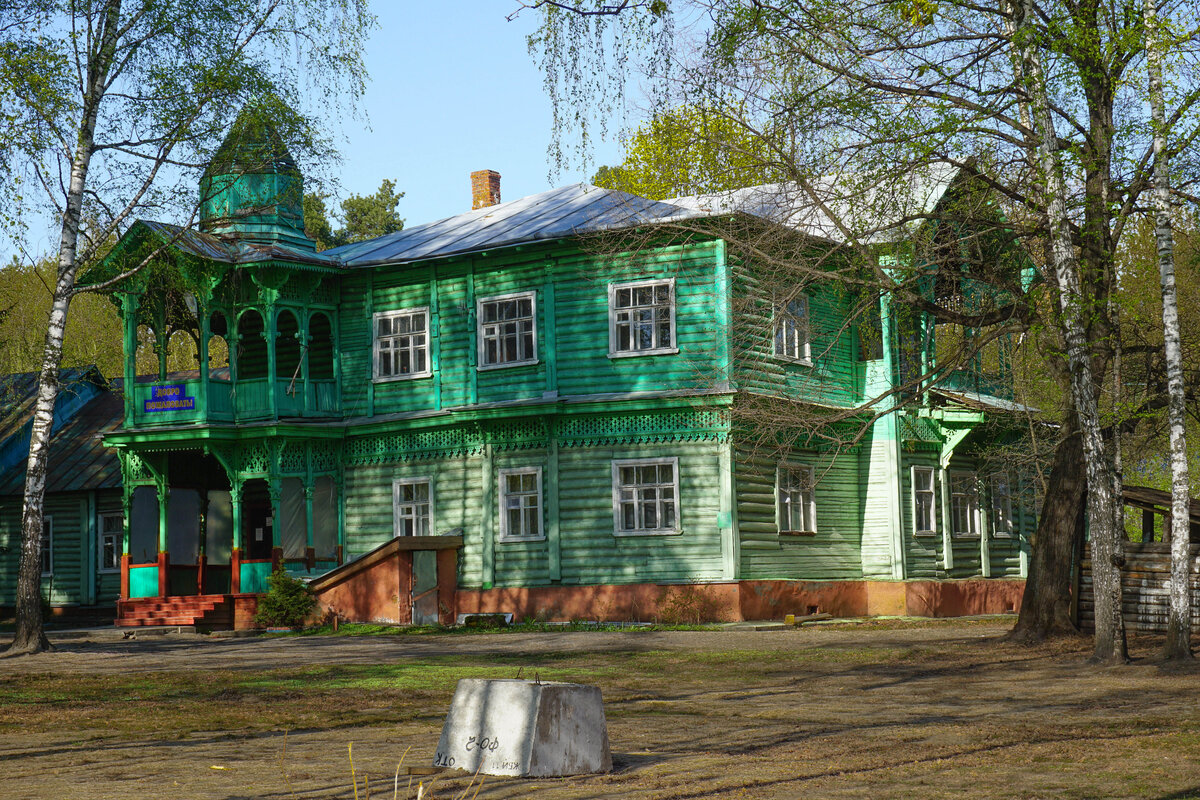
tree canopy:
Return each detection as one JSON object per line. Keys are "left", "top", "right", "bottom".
{"left": 305, "top": 179, "right": 406, "bottom": 251}
{"left": 591, "top": 105, "right": 781, "bottom": 199}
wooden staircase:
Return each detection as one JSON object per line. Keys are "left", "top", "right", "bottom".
{"left": 116, "top": 594, "right": 234, "bottom": 630}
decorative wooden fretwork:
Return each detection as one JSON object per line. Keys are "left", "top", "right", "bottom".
{"left": 558, "top": 410, "right": 729, "bottom": 448}
{"left": 485, "top": 419, "right": 548, "bottom": 451}
{"left": 344, "top": 426, "right": 483, "bottom": 465}
{"left": 240, "top": 442, "right": 271, "bottom": 474}
{"left": 280, "top": 441, "right": 307, "bottom": 474}
{"left": 311, "top": 440, "right": 341, "bottom": 472}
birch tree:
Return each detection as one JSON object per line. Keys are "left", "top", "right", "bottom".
{"left": 1144, "top": 0, "right": 1193, "bottom": 661}
{"left": 0, "top": 0, "right": 372, "bottom": 655}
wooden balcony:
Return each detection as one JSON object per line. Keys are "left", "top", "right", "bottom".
{"left": 128, "top": 377, "right": 340, "bottom": 427}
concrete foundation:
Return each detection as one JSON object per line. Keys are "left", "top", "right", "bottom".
{"left": 434, "top": 678, "right": 612, "bottom": 777}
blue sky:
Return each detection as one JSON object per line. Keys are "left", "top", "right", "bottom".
{"left": 5, "top": 2, "right": 628, "bottom": 261}
{"left": 322, "top": 2, "right": 625, "bottom": 227}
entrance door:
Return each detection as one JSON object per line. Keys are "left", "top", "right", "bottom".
{"left": 411, "top": 550, "right": 439, "bottom": 625}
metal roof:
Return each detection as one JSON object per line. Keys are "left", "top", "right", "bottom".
{"left": 667, "top": 164, "right": 960, "bottom": 245}
{"left": 326, "top": 184, "right": 700, "bottom": 267}
{"left": 0, "top": 369, "right": 124, "bottom": 495}
{"left": 137, "top": 220, "right": 341, "bottom": 269}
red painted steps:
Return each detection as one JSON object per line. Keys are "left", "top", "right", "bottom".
{"left": 116, "top": 594, "right": 233, "bottom": 630}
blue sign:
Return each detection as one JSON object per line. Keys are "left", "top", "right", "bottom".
{"left": 144, "top": 384, "right": 195, "bottom": 412}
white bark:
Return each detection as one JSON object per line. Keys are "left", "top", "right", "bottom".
{"left": 1145, "top": 0, "right": 1193, "bottom": 660}
{"left": 1015, "top": 0, "right": 1126, "bottom": 662}
{"left": 9, "top": 0, "right": 121, "bottom": 655}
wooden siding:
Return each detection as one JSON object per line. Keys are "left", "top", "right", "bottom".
{"left": 343, "top": 439, "right": 727, "bottom": 591}
{"left": 901, "top": 452, "right": 947, "bottom": 579}
{"left": 0, "top": 490, "right": 122, "bottom": 607}
{"left": 729, "top": 259, "right": 860, "bottom": 408}
{"left": 336, "top": 241, "right": 728, "bottom": 419}
{"left": 1078, "top": 542, "right": 1200, "bottom": 633}
{"left": 734, "top": 446, "right": 863, "bottom": 580}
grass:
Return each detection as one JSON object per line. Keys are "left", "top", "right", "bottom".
{"left": 269, "top": 619, "right": 719, "bottom": 638}
{"left": 7, "top": 624, "right": 1200, "bottom": 798}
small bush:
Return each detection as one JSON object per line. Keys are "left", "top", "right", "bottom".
{"left": 254, "top": 568, "right": 317, "bottom": 630}
{"left": 657, "top": 587, "right": 721, "bottom": 625}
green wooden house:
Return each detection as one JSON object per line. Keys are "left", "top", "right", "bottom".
{"left": 0, "top": 368, "right": 125, "bottom": 614}
{"left": 101, "top": 112, "right": 1033, "bottom": 628}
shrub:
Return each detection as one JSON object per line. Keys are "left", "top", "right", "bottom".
{"left": 254, "top": 567, "right": 317, "bottom": 629}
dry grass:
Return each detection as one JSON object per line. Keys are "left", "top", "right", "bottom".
{"left": 1, "top": 623, "right": 1199, "bottom": 798}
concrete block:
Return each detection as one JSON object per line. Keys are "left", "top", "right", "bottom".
{"left": 434, "top": 678, "right": 612, "bottom": 777}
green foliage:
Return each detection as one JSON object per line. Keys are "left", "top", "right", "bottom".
{"left": 253, "top": 568, "right": 317, "bottom": 630}
{"left": 0, "top": 258, "right": 126, "bottom": 377}
{"left": 304, "top": 179, "right": 405, "bottom": 251}
{"left": 591, "top": 105, "right": 780, "bottom": 199}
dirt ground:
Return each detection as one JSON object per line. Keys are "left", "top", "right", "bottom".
{"left": 3, "top": 620, "right": 1200, "bottom": 800}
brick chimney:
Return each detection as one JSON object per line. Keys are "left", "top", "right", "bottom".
{"left": 471, "top": 170, "right": 501, "bottom": 210}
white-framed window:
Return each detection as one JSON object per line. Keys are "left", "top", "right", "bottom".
{"left": 393, "top": 478, "right": 433, "bottom": 537}
{"left": 478, "top": 291, "right": 537, "bottom": 368}
{"left": 498, "top": 467, "right": 544, "bottom": 542}
{"left": 950, "top": 471, "right": 980, "bottom": 537}
{"left": 99, "top": 512, "right": 122, "bottom": 572}
{"left": 991, "top": 474, "right": 1014, "bottom": 538}
{"left": 912, "top": 466, "right": 937, "bottom": 536}
{"left": 40, "top": 516, "right": 52, "bottom": 575}
{"left": 609, "top": 279, "right": 677, "bottom": 357}
{"left": 374, "top": 308, "right": 431, "bottom": 380}
{"left": 777, "top": 464, "right": 817, "bottom": 534}
{"left": 773, "top": 295, "right": 811, "bottom": 363}
{"left": 612, "top": 457, "right": 681, "bottom": 536}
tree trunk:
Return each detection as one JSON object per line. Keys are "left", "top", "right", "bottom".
{"left": 1145, "top": 0, "right": 1193, "bottom": 661}
{"left": 1016, "top": 0, "right": 1126, "bottom": 663}
{"left": 6, "top": 0, "right": 119, "bottom": 656}
{"left": 1010, "top": 423, "right": 1084, "bottom": 641}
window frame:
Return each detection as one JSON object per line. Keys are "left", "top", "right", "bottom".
{"left": 40, "top": 515, "right": 52, "bottom": 576}
{"left": 608, "top": 278, "right": 679, "bottom": 358}
{"left": 373, "top": 307, "right": 432, "bottom": 382}
{"left": 949, "top": 470, "right": 981, "bottom": 538}
{"left": 611, "top": 456, "right": 682, "bottom": 537}
{"left": 911, "top": 465, "right": 938, "bottom": 537}
{"left": 773, "top": 294, "right": 812, "bottom": 365}
{"left": 392, "top": 477, "right": 434, "bottom": 537}
{"left": 99, "top": 511, "right": 123, "bottom": 573}
{"left": 776, "top": 463, "right": 817, "bottom": 536}
{"left": 990, "top": 473, "right": 1015, "bottom": 539}
{"left": 476, "top": 290, "right": 538, "bottom": 370}
{"left": 497, "top": 466, "right": 545, "bottom": 543}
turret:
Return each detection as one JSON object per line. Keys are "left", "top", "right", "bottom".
{"left": 199, "top": 105, "right": 313, "bottom": 251}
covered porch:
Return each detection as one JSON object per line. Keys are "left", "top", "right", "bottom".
{"left": 111, "top": 439, "right": 344, "bottom": 627}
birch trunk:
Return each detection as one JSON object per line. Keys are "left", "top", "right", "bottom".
{"left": 6, "top": 0, "right": 121, "bottom": 656}
{"left": 1015, "top": 0, "right": 1127, "bottom": 663}
{"left": 1145, "top": 0, "right": 1193, "bottom": 660}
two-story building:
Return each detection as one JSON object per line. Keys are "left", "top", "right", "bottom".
{"left": 99, "top": 111, "right": 1033, "bottom": 628}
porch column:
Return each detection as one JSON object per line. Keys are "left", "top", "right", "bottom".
{"left": 304, "top": 484, "right": 315, "bottom": 570}
{"left": 269, "top": 478, "right": 283, "bottom": 572}
{"left": 300, "top": 313, "right": 311, "bottom": 416}
{"left": 119, "top": 485, "right": 132, "bottom": 600}
{"left": 230, "top": 480, "right": 243, "bottom": 594}
{"left": 156, "top": 483, "right": 170, "bottom": 597}
{"left": 120, "top": 293, "right": 139, "bottom": 424}
{"left": 265, "top": 312, "right": 277, "bottom": 419}
{"left": 197, "top": 309, "right": 210, "bottom": 420}
{"left": 335, "top": 475, "right": 345, "bottom": 564}
{"left": 197, "top": 493, "right": 209, "bottom": 595}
